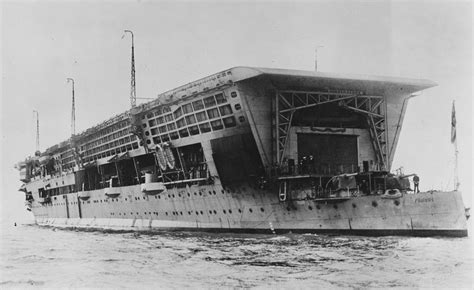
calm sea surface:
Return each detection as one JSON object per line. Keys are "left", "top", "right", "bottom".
{"left": 0, "top": 221, "right": 472, "bottom": 289}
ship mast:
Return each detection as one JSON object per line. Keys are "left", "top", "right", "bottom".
{"left": 33, "top": 110, "right": 39, "bottom": 154}
{"left": 123, "top": 30, "right": 136, "bottom": 108}
{"left": 67, "top": 78, "right": 75, "bottom": 136}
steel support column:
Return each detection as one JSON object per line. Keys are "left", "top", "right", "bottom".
{"left": 273, "top": 90, "right": 388, "bottom": 170}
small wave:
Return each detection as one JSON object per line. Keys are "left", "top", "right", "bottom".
{"left": 0, "top": 279, "right": 45, "bottom": 286}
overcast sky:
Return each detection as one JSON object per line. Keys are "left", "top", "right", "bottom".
{"left": 1, "top": 0, "right": 472, "bottom": 222}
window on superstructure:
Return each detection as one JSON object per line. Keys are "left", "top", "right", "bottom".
{"left": 196, "top": 111, "right": 207, "bottom": 122}
{"left": 164, "top": 114, "right": 173, "bottom": 123}
{"left": 163, "top": 106, "right": 171, "bottom": 113}
{"left": 192, "top": 100, "right": 204, "bottom": 111}
{"left": 151, "top": 128, "right": 158, "bottom": 135}
{"left": 159, "top": 125, "right": 167, "bottom": 133}
{"left": 161, "top": 134, "right": 170, "bottom": 142}
{"left": 204, "top": 96, "right": 216, "bottom": 108}
{"left": 157, "top": 116, "right": 164, "bottom": 125}
{"left": 173, "top": 107, "right": 183, "bottom": 119}
{"left": 189, "top": 125, "right": 199, "bottom": 135}
{"left": 178, "top": 128, "right": 189, "bottom": 138}
{"left": 167, "top": 123, "right": 176, "bottom": 131}
{"left": 155, "top": 107, "right": 163, "bottom": 116}
{"left": 149, "top": 119, "right": 157, "bottom": 127}
{"left": 169, "top": 131, "right": 179, "bottom": 140}
{"left": 199, "top": 123, "right": 211, "bottom": 133}
{"left": 176, "top": 118, "right": 186, "bottom": 128}
{"left": 132, "top": 142, "right": 139, "bottom": 149}
{"left": 183, "top": 103, "right": 193, "bottom": 114}
{"left": 211, "top": 120, "right": 224, "bottom": 130}
{"left": 215, "top": 93, "right": 226, "bottom": 104}
{"left": 207, "top": 108, "right": 219, "bottom": 119}
{"left": 147, "top": 113, "right": 153, "bottom": 119}
{"left": 185, "top": 115, "right": 196, "bottom": 125}
{"left": 223, "top": 116, "right": 237, "bottom": 128}
{"left": 219, "top": 105, "right": 232, "bottom": 116}
{"left": 153, "top": 137, "right": 160, "bottom": 144}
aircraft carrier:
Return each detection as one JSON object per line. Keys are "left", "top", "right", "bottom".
{"left": 16, "top": 66, "right": 469, "bottom": 237}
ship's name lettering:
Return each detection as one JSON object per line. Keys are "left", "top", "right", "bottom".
{"left": 415, "top": 197, "right": 434, "bottom": 203}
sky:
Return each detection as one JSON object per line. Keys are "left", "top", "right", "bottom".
{"left": 1, "top": 0, "right": 472, "bottom": 223}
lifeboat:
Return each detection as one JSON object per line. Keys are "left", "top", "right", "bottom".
{"left": 163, "top": 143, "right": 176, "bottom": 169}
{"left": 78, "top": 191, "right": 91, "bottom": 201}
{"left": 155, "top": 145, "right": 167, "bottom": 171}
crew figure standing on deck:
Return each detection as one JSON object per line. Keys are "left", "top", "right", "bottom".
{"left": 413, "top": 175, "right": 420, "bottom": 193}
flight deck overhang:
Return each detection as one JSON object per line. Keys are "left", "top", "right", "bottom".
{"left": 229, "top": 67, "right": 437, "bottom": 96}
{"left": 228, "top": 67, "right": 437, "bottom": 175}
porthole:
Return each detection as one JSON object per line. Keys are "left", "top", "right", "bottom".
{"left": 146, "top": 140, "right": 151, "bottom": 144}
{"left": 308, "top": 206, "right": 313, "bottom": 210}
{"left": 231, "top": 92, "right": 237, "bottom": 98}
{"left": 333, "top": 204, "right": 338, "bottom": 209}
{"left": 187, "top": 193, "right": 190, "bottom": 197}
{"left": 178, "top": 194, "right": 181, "bottom": 197}
{"left": 394, "top": 200, "right": 400, "bottom": 206}
{"left": 287, "top": 207, "right": 291, "bottom": 212}
{"left": 172, "top": 194, "right": 175, "bottom": 198}
{"left": 316, "top": 204, "right": 321, "bottom": 210}
{"left": 249, "top": 208, "right": 253, "bottom": 213}
{"left": 166, "top": 212, "right": 168, "bottom": 216}
{"left": 234, "top": 104, "right": 241, "bottom": 110}
{"left": 352, "top": 203, "right": 356, "bottom": 208}
{"left": 180, "top": 212, "right": 183, "bottom": 215}
{"left": 372, "top": 201, "right": 378, "bottom": 207}
{"left": 145, "top": 131, "right": 150, "bottom": 136}
{"left": 238, "top": 116, "right": 245, "bottom": 123}
{"left": 238, "top": 209, "right": 242, "bottom": 213}
{"left": 213, "top": 190, "right": 216, "bottom": 195}
{"left": 194, "top": 192, "right": 197, "bottom": 196}
{"left": 260, "top": 208, "right": 264, "bottom": 212}
{"left": 196, "top": 211, "right": 199, "bottom": 215}
{"left": 229, "top": 209, "right": 232, "bottom": 214}
{"left": 199, "top": 192, "right": 202, "bottom": 196}
{"left": 142, "top": 123, "right": 147, "bottom": 128}
{"left": 209, "top": 210, "right": 213, "bottom": 214}
{"left": 223, "top": 210, "right": 226, "bottom": 214}
{"left": 200, "top": 211, "right": 203, "bottom": 215}
{"left": 155, "top": 196, "right": 157, "bottom": 199}
{"left": 221, "top": 190, "right": 225, "bottom": 194}
{"left": 213, "top": 210, "right": 217, "bottom": 214}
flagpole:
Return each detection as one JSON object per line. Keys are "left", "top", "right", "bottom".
{"left": 452, "top": 100, "right": 459, "bottom": 191}
{"left": 454, "top": 137, "right": 459, "bottom": 191}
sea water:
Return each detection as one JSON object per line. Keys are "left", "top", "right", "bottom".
{"left": 0, "top": 221, "right": 472, "bottom": 289}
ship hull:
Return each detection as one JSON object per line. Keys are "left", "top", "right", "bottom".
{"left": 30, "top": 185, "right": 468, "bottom": 237}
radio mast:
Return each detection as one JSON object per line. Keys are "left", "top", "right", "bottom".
{"left": 67, "top": 78, "right": 75, "bottom": 136}
{"left": 314, "top": 45, "right": 324, "bottom": 71}
{"left": 33, "top": 110, "right": 39, "bottom": 154}
{"left": 123, "top": 30, "right": 136, "bottom": 108}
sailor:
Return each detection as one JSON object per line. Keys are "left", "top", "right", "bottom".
{"left": 308, "top": 155, "right": 314, "bottom": 173}
{"left": 413, "top": 175, "right": 420, "bottom": 193}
